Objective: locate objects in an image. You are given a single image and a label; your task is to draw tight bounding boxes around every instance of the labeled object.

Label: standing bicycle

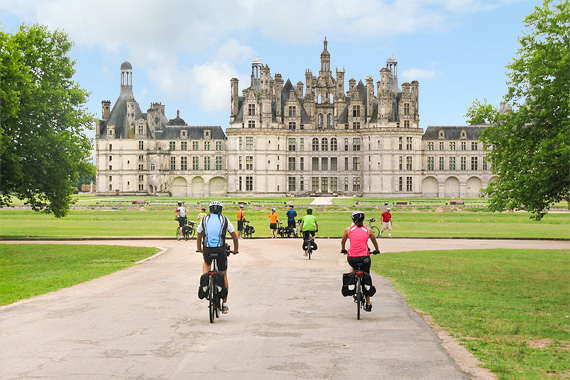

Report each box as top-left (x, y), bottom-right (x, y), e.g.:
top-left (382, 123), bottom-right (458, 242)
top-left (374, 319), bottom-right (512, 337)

top-left (365, 218), bottom-right (380, 238)
top-left (196, 201), bottom-right (238, 318)
top-left (340, 211), bottom-right (380, 317)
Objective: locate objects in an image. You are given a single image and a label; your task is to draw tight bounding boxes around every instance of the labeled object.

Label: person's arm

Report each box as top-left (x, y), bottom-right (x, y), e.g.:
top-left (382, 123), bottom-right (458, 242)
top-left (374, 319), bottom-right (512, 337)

top-left (230, 231), bottom-right (239, 253)
top-left (315, 221), bottom-right (319, 232)
top-left (369, 229), bottom-right (380, 252)
top-left (196, 232), bottom-right (203, 252)
top-left (341, 227), bottom-right (349, 251)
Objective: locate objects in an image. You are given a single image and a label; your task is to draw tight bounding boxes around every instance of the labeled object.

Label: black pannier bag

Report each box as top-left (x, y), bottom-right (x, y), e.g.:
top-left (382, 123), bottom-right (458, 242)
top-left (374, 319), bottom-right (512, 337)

top-left (341, 272), bottom-right (356, 296)
top-left (362, 272), bottom-right (376, 297)
top-left (215, 272), bottom-right (228, 299)
top-left (198, 272), bottom-right (209, 299)
top-left (182, 224), bottom-right (191, 235)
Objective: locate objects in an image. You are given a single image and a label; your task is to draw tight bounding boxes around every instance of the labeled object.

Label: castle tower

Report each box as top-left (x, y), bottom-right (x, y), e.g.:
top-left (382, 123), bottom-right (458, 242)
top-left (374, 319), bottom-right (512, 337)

top-left (101, 100), bottom-right (111, 119)
top-left (260, 64), bottom-right (271, 93)
top-left (251, 56), bottom-right (262, 92)
top-left (120, 61), bottom-right (133, 96)
top-left (230, 78), bottom-right (239, 118)
top-left (274, 73), bottom-right (284, 120)
top-left (320, 37), bottom-right (331, 73)
top-left (386, 55), bottom-right (399, 92)
top-left (366, 76), bottom-right (374, 121)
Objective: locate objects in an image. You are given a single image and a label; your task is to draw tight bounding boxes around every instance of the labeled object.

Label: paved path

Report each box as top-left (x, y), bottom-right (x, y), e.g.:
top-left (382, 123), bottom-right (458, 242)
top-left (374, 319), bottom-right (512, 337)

top-left (1, 239), bottom-right (568, 380)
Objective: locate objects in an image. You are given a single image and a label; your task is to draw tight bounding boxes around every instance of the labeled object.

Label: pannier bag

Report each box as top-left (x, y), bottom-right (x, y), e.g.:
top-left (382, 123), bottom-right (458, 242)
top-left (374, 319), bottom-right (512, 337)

top-left (362, 272), bottom-right (377, 297)
top-left (198, 272), bottom-right (228, 299)
top-left (341, 272), bottom-right (356, 297)
top-left (182, 225), bottom-right (191, 235)
top-left (198, 273), bottom-right (209, 299)
top-left (215, 272), bottom-right (228, 299)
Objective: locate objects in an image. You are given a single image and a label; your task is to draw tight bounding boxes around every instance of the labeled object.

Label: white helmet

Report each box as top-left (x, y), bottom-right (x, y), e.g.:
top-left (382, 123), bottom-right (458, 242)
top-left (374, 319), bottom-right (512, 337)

top-left (209, 201), bottom-right (223, 214)
top-left (352, 210), bottom-right (365, 222)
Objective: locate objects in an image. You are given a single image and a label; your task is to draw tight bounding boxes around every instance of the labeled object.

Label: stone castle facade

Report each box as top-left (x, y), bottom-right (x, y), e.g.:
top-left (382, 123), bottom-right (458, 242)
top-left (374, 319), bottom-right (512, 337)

top-left (96, 39), bottom-right (496, 198)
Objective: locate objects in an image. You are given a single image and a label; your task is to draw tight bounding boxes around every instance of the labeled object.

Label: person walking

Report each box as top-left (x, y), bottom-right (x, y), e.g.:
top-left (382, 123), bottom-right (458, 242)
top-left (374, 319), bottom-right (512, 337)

top-left (286, 205), bottom-right (298, 237)
top-left (196, 201), bottom-right (238, 314)
top-left (267, 208), bottom-right (279, 238)
top-left (380, 207), bottom-right (392, 238)
top-left (236, 204), bottom-right (247, 239)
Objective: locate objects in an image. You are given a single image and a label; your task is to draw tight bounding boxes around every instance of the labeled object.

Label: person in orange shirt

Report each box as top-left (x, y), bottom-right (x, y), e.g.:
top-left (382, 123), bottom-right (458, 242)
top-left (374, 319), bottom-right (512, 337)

top-left (267, 208), bottom-right (280, 238)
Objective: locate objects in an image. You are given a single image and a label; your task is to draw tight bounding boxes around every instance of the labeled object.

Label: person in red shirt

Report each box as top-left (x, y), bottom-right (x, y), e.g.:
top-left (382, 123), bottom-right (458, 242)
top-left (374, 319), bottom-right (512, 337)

top-left (341, 211), bottom-right (380, 311)
top-left (380, 207), bottom-right (392, 238)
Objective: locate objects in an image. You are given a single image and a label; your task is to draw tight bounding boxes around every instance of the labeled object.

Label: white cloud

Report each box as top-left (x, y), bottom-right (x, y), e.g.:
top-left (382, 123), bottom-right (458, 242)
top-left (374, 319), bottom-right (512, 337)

top-left (402, 68), bottom-right (438, 81)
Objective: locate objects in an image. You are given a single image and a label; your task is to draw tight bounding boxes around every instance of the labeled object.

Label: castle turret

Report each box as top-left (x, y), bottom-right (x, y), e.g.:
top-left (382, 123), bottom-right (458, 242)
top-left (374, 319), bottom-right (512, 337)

top-left (274, 73), bottom-right (284, 120)
top-left (260, 64), bottom-right (271, 93)
top-left (366, 76), bottom-right (374, 121)
top-left (386, 55), bottom-right (399, 92)
top-left (251, 56), bottom-right (262, 92)
top-left (120, 61), bottom-right (133, 97)
top-left (230, 78), bottom-right (239, 119)
top-left (320, 37), bottom-right (331, 73)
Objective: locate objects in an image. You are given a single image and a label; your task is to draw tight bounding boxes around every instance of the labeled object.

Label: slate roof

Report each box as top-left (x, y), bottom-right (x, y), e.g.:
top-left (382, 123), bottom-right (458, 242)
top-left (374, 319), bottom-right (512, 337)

top-left (156, 126), bottom-right (226, 140)
top-left (422, 125), bottom-right (489, 140)
top-left (99, 92), bottom-right (145, 138)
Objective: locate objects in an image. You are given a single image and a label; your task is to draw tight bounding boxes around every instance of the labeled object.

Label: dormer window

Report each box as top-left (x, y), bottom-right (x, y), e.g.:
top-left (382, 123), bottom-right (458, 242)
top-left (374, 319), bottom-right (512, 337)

top-left (460, 129), bottom-right (467, 139)
top-left (439, 129), bottom-right (445, 138)
top-left (204, 129), bottom-right (211, 139)
top-left (181, 130), bottom-right (188, 139)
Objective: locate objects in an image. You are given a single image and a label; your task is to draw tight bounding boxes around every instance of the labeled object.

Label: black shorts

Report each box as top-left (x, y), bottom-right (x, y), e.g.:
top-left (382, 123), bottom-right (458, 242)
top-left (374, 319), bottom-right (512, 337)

top-left (288, 220), bottom-right (296, 228)
top-left (303, 230), bottom-right (315, 240)
top-left (270, 223), bottom-right (277, 230)
top-left (237, 220), bottom-right (244, 231)
top-left (347, 256), bottom-right (371, 274)
top-left (178, 216), bottom-right (187, 228)
top-left (203, 246), bottom-right (228, 272)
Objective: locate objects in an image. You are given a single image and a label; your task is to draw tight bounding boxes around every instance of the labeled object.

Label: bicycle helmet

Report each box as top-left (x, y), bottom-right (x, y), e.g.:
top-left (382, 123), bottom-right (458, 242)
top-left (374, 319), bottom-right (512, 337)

top-left (209, 201), bottom-right (223, 214)
top-left (352, 210), bottom-right (365, 222)
top-left (240, 204), bottom-right (244, 209)
top-left (307, 208), bottom-right (313, 214)
top-left (271, 208), bottom-right (276, 212)
top-left (177, 201), bottom-right (182, 206)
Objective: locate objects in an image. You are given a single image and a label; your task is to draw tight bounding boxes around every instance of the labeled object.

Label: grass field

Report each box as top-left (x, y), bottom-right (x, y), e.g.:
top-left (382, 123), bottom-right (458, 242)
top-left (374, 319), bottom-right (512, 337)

top-left (1, 207), bottom-right (568, 239)
top-left (0, 244), bottom-right (160, 305)
top-left (374, 248), bottom-right (570, 380)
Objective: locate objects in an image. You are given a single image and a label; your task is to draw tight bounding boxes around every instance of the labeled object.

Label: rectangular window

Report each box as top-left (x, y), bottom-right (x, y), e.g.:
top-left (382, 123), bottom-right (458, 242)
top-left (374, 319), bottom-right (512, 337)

top-left (300, 138), bottom-right (304, 151)
top-left (406, 156), bottom-right (412, 170)
top-left (439, 156), bottom-right (445, 170)
top-left (449, 157), bottom-right (456, 170)
top-left (404, 103), bottom-right (410, 115)
top-left (406, 137), bottom-right (413, 150)
top-left (427, 142), bottom-right (434, 151)
top-left (312, 177), bottom-right (319, 192)
top-left (246, 176), bottom-right (253, 191)
top-left (181, 141), bottom-right (188, 150)
top-left (321, 157), bottom-right (328, 171)
top-left (312, 157), bottom-right (319, 171)
top-left (483, 159), bottom-right (488, 171)
top-left (345, 157), bottom-right (349, 171)
top-left (193, 156), bottom-right (199, 170)
top-left (398, 177), bottom-right (403, 191)
top-left (461, 141), bottom-right (467, 151)
top-left (352, 105), bottom-right (361, 117)
top-left (170, 157), bottom-right (176, 170)
top-left (193, 141), bottom-right (199, 150)
top-left (238, 156), bottom-right (243, 170)
top-left (139, 184), bottom-right (144, 191)
top-left (215, 156), bottom-right (222, 170)
top-left (312, 138), bottom-right (319, 151)
top-left (150, 164), bottom-right (156, 171)
top-left (331, 157), bottom-right (337, 171)
top-left (288, 122), bottom-right (296, 130)
top-left (109, 156), bottom-right (112, 161)
top-left (471, 157), bottom-right (478, 170)
top-left (406, 176), bottom-right (413, 192)
top-left (239, 137), bottom-right (243, 150)
top-left (399, 137), bottom-right (404, 150)
top-left (109, 144), bottom-right (112, 151)
top-left (353, 138), bottom-right (361, 151)
top-left (204, 156), bottom-right (211, 170)
top-left (300, 177), bottom-right (304, 191)
top-left (216, 141), bottom-right (223, 151)
top-left (248, 120), bottom-right (255, 128)
top-left (344, 138), bottom-right (349, 151)
top-left (287, 138), bottom-right (296, 152)
top-left (461, 157), bottom-right (467, 170)
top-left (288, 105), bottom-right (296, 117)
top-left (181, 157), bottom-right (188, 170)
top-left (321, 177), bottom-right (328, 193)
top-left (399, 156), bottom-right (403, 170)
top-left (449, 142), bottom-right (456, 151)
top-left (299, 157), bottom-right (304, 171)
top-left (248, 104), bottom-right (255, 116)
top-left (331, 138), bottom-right (338, 151)
top-left (288, 177), bottom-right (296, 191)
top-left (353, 157), bottom-right (361, 171)
top-left (330, 177), bottom-right (338, 192)
top-left (353, 177), bottom-right (361, 191)
top-left (352, 121), bottom-right (360, 130)
top-left (139, 141), bottom-right (144, 150)
top-left (288, 157), bottom-right (296, 171)
top-left (472, 142), bottom-right (478, 151)
top-left (204, 141), bottom-right (211, 151)
top-left (246, 156), bottom-right (253, 170)
top-left (439, 142), bottom-right (444, 151)
top-left (246, 137), bottom-right (253, 150)
top-left (239, 177), bottom-right (242, 191)
top-left (427, 157), bottom-right (434, 170)
top-left (169, 141), bottom-right (176, 151)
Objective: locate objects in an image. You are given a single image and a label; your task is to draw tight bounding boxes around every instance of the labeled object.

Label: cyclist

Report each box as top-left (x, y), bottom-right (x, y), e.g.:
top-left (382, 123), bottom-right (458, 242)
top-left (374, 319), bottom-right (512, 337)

top-left (196, 201), bottom-right (239, 314)
top-left (267, 208), bottom-right (279, 238)
top-left (299, 208), bottom-right (318, 255)
top-left (286, 205), bottom-right (298, 237)
top-left (236, 204), bottom-right (248, 239)
top-left (175, 201), bottom-right (187, 241)
top-left (340, 211), bottom-right (380, 312)
top-left (197, 207), bottom-right (207, 222)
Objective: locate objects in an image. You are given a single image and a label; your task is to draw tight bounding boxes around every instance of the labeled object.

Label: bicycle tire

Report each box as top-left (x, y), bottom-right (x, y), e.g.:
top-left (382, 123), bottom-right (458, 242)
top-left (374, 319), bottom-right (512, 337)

top-left (209, 276), bottom-right (215, 323)
top-left (356, 277), bottom-right (362, 320)
top-left (189, 228), bottom-right (196, 239)
top-left (308, 247), bottom-right (312, 260)
top-left (372, 226), bottom-right (380, 238)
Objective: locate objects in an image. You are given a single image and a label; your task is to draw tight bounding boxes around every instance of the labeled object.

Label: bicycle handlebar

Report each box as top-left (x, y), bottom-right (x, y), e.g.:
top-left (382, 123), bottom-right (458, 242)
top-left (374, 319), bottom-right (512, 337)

top-left (340, 249), bottom-right (347, 255)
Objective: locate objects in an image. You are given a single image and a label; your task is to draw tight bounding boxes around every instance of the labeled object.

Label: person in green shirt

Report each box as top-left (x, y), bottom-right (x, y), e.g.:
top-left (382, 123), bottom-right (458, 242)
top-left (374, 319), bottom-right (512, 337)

top-left (299, 208), bottom-right (318, 256)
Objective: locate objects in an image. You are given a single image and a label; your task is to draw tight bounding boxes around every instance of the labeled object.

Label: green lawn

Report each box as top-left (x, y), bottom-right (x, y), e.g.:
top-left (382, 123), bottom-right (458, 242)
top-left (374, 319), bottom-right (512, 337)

top-left (374, 249), bottom-right (570, 380)
top-left (1, 208), bottom-right (568, 239)
top-left (0, 244), bottom-right (160, 305)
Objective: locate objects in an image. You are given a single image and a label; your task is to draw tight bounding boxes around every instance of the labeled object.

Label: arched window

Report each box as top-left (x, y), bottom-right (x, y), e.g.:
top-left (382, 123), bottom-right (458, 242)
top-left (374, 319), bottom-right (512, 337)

top-left (330, 138), bottom-right (338, 151)
top-left (318, 114), bottom-right (323, 129)
top-left (312, 138), bottom-right (319, 151)
top-left (321, 138), bottom-right (328, 151)
top-left (327, 114), bottom-right (333, 129)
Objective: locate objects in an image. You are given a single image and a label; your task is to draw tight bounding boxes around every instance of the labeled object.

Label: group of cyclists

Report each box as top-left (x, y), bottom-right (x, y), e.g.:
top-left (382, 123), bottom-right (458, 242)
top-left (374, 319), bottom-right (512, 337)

top-left (176, 200), bottom-right (387, 315)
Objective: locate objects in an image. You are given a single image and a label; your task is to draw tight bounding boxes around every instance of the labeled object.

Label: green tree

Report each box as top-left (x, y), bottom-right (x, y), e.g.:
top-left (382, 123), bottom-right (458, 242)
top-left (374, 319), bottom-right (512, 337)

top-left (465, 0), bottom-right (569, 220)
top-left (1, 24), bottom-right (95, 217)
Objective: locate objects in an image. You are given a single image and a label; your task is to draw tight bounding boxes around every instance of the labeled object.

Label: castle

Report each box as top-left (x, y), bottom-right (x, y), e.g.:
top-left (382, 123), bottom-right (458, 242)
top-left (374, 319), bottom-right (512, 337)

top-left (96, 39), bottom-right (495, 198)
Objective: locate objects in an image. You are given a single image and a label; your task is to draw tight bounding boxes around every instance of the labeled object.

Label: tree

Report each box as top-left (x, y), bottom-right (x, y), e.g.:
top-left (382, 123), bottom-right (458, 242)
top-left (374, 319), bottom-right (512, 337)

top-left (465, 0), bottom-right (569, 220)
top-left (1, 24), bottom-right (95, 217)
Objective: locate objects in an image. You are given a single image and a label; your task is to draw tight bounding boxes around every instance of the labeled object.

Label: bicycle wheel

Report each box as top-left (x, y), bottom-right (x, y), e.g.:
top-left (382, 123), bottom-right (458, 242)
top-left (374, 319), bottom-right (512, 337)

top-left (308, 246), bottom-right (312, 260)
top-left (356, 277), bottom-right (362, 320)
top-left (189, 227), bottom-right (196, 239)
top-left (208, 276), bottom-right (215, 323)
top-left (372, 226), bottom-right (380, 238)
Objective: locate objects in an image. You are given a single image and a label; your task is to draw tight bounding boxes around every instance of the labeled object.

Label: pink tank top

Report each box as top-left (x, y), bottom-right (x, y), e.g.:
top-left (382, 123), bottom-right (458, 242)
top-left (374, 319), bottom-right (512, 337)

top-left (347, 225), bottom-right (370, 257)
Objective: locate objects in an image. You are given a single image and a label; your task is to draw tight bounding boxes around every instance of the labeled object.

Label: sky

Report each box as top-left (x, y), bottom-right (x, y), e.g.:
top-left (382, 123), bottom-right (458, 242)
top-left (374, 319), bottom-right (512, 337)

top-left (1, 0), bottom-right (538, 151)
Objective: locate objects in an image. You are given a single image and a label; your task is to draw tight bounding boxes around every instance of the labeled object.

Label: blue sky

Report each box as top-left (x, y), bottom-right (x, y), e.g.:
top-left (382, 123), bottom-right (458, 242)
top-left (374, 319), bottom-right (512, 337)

top-left (1, 0), bottom-right (536, 145)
